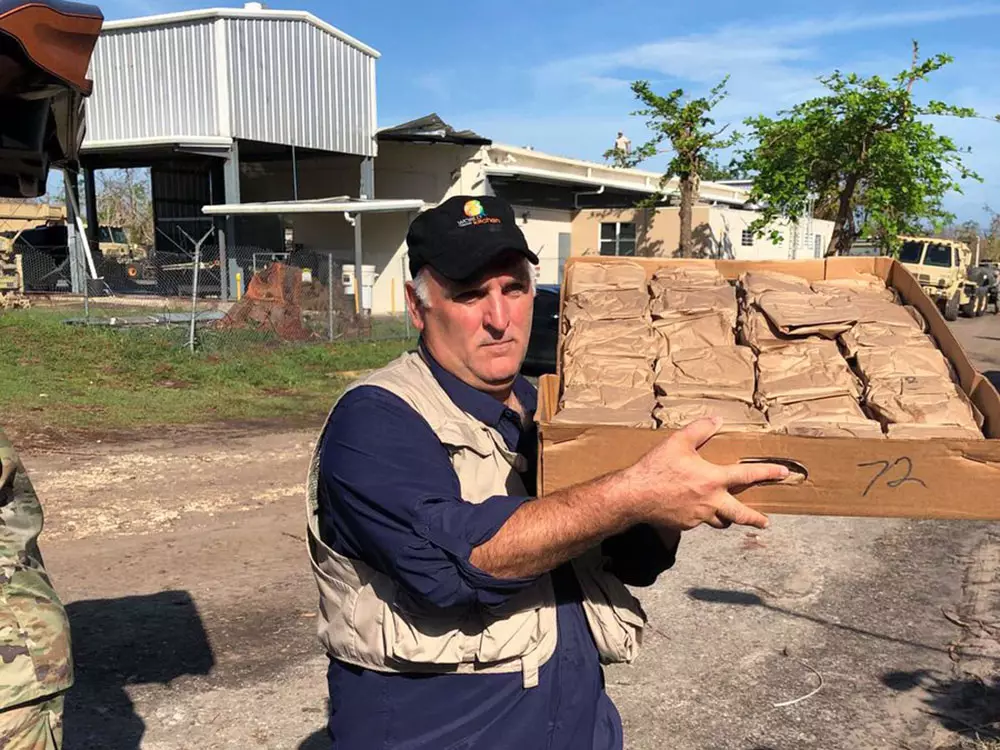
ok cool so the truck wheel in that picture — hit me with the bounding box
[944,290,961,321]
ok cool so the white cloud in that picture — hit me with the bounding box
[538,4,1000,89]
[520,4,1000,222]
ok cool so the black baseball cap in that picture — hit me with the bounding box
[407,195,539,281]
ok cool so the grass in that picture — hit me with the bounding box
[0,308,416,432]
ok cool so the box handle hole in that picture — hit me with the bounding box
[738,457,808,486]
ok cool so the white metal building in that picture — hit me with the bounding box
[79,5,383,299]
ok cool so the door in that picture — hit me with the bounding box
[557,232,571,286]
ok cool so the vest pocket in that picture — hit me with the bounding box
[477,598,546,663]
[383,591,481,664]
[574,556,647,664]
[383,584,554,667]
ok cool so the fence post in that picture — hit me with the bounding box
[188,238,201,353]
[82,231,89,321]
[183,227,214,353]
[327,254,334,343]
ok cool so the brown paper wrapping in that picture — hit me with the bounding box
[756,341,861,406]
[654,398,769,432]
[655,346,755,403]
[652,312,735,355]
[865,376,980,428]
[739,270,812,302]
[855,346,956,384]
[756,291,860,338]
[650,286,738,327]
[564,289,651,325]
[840,322,936,359]
[567,261,647,292]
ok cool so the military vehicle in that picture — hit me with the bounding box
[896,235,987,321]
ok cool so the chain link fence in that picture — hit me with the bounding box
[11,227,414,354]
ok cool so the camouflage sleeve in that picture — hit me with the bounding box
[0,429,72,709]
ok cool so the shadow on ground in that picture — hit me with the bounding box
[687,588,1000,662]
[299,729,330,749]
[64,590,215,750]
[881,671,1000,743]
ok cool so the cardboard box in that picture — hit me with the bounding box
[537,256,1000,520]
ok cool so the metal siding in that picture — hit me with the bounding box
[85,22,219,143]
[226,17,375,156]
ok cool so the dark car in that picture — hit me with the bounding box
[521,284,560,377]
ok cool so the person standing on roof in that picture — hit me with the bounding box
[614,131,631,156]
[304,194,787,749]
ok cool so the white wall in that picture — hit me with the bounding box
[512,207,573,285]
[709,208,835,261]
[366,141,488,314]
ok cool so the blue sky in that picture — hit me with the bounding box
[99,0,1000,224]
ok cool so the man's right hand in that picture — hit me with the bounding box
[621,417,788,531]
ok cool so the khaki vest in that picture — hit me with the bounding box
[305,352,646,688]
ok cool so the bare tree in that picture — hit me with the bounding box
[96,168,154,248]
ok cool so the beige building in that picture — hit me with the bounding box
[573,206,835,261]
[209,113,831,315]
[221,115,760,314]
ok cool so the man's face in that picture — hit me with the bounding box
[407,254,534,396]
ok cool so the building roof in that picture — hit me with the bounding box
[378,114,491,146]
[83,6,379,158]
[485,144,751,207]
[101,6,379,57]
[202,196,425,216]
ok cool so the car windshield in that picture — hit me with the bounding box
[112,228,128,243]
[897,241,924,263]
[924,243,953,268]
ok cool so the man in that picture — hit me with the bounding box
[305,195,787,749]
[0,1,102,746]
[614,131,631,156]
[0,431,73,748]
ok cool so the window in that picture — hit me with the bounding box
[741,229,753,247]
[814,234,823,258]
[599,222,636,256]
[924,243,952,268]
[898,240,924,263]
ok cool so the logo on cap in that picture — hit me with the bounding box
[463,200,485,218]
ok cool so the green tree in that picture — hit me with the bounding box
[700,156,747,182]
[737,42,985,256]
[606,76,739,257]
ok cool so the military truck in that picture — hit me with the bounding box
[0,233,28,308]
[896,235,987,321]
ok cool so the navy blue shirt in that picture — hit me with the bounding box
[317,346,677,750]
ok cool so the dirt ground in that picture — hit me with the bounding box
[21,316,1000,750]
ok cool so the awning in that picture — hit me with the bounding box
[202,196,426,216]
[484,164,656,195]
[483,164,748,207]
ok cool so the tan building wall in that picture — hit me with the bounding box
[572,206,835,262]
[572,206,711,258]
[514,208,573,285]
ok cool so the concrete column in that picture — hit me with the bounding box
[218,141,241,300]
[64,168,83,294]
[360,157,374,199]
